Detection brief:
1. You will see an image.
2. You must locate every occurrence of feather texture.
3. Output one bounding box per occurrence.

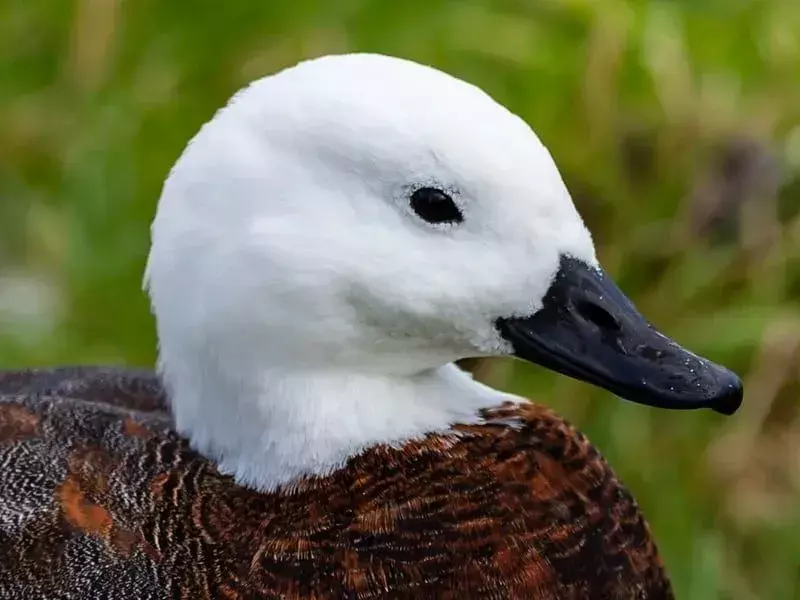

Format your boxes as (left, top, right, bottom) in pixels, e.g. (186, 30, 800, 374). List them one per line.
(0, 368, 673, 599)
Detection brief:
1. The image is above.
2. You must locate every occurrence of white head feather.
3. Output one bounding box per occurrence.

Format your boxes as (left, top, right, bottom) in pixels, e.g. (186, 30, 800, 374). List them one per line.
(145, 53, 596, 491)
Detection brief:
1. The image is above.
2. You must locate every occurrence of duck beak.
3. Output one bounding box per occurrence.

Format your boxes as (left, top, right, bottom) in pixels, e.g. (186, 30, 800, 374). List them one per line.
(496, 256, 743, 415)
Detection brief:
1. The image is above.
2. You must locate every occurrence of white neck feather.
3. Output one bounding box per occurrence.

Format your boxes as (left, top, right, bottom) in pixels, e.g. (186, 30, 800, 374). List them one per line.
(167, 362, 517, 491)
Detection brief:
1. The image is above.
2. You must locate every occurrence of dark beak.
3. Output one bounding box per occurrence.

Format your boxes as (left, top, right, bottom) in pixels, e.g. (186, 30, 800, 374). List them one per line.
(496, 256, 743, 415)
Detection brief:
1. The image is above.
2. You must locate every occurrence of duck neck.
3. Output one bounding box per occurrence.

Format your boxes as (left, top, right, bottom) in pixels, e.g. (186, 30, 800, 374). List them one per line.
(165, 362, 518, 492)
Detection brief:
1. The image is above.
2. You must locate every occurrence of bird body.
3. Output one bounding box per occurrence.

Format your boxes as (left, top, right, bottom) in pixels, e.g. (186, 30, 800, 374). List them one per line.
(0, 368, 671, 599)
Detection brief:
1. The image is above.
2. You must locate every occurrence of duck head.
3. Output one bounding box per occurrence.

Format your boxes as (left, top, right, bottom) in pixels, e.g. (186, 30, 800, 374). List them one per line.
(145, 54, 741, 489)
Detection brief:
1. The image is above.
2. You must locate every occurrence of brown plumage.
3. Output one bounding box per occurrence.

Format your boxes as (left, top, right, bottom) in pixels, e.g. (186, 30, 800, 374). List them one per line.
(0, 367, 673, 599)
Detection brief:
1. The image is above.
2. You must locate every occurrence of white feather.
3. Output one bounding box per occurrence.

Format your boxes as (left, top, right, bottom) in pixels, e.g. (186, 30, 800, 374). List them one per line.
(144, 53, 596, 491)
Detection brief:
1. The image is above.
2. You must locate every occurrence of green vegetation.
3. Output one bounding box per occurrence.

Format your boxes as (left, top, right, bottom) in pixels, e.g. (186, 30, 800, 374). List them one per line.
(1, 1, 798, 597)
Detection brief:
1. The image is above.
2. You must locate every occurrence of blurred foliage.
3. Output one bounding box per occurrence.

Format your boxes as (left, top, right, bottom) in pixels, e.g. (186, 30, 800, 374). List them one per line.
(1, 0, 799, 597)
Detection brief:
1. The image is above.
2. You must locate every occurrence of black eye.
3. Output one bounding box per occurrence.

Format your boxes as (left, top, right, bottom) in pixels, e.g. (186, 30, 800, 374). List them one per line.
(409, 187, 463, 225)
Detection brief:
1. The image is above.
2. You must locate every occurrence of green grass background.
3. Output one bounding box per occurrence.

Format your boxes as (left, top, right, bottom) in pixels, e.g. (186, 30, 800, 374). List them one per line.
(1, 1, 799, 597)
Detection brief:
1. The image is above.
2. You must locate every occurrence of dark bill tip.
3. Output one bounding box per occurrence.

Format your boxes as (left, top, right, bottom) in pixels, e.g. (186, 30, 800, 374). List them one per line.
(497, 256, 743, 415)
(710, 377, 743, 415)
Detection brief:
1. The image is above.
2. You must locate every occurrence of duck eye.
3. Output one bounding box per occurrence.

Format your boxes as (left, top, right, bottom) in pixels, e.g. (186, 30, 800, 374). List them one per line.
(409, 187, 463, 225)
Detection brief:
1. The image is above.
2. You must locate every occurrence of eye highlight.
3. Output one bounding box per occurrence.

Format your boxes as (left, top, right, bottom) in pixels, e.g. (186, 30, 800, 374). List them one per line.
(409, 187, 463, 225)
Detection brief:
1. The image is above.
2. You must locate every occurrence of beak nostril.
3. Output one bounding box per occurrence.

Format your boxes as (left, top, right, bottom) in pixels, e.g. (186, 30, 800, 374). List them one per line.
(574, 300, 621, 332)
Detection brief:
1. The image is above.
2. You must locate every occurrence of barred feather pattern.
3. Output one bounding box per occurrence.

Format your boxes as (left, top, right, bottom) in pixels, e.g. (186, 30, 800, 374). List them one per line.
(0, 368, 673, 599)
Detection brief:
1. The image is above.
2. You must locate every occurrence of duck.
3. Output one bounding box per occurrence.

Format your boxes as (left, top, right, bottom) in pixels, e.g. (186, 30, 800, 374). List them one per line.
(0, 53, 742, 599)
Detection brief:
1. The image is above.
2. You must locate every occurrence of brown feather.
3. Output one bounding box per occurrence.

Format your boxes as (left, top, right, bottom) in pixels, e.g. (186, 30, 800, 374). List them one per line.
(0, 368, 673, 599)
